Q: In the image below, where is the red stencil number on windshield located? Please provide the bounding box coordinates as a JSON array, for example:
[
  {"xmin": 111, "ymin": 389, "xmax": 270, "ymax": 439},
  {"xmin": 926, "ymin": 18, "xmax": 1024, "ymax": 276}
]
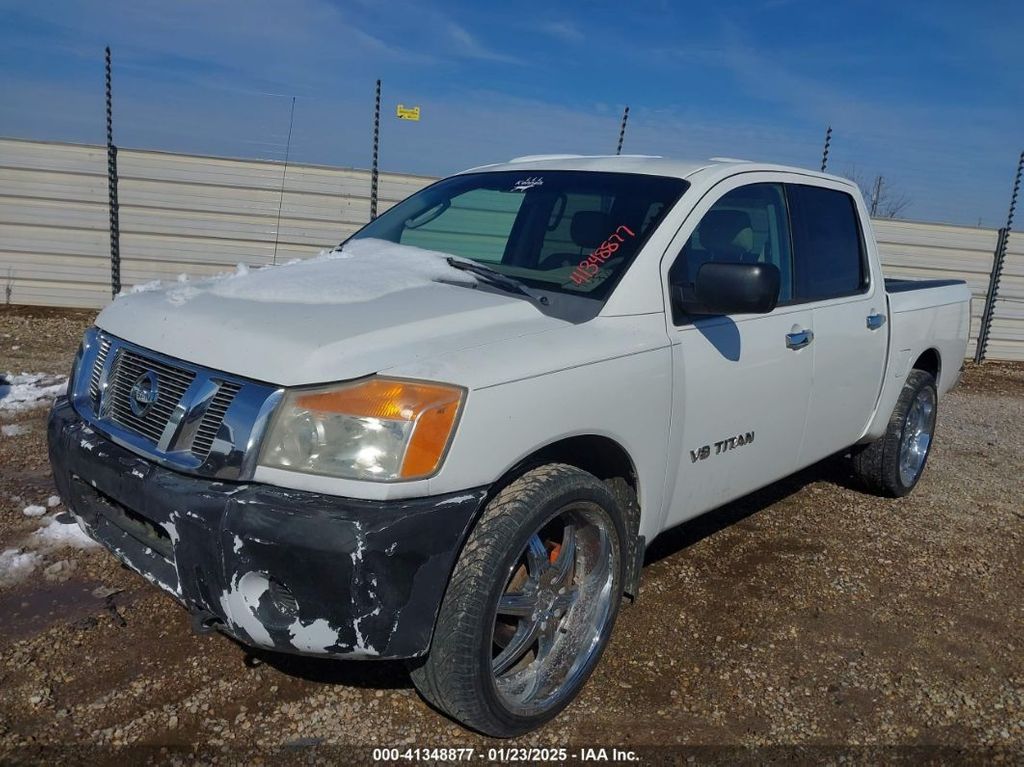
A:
[{"xmin": 569, "ymin": 226, "xmax": 636, "ymax": 286}]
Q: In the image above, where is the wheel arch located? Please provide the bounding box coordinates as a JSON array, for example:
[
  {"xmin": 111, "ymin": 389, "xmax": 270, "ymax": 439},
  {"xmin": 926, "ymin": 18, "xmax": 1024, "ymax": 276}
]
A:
[
  {"xmin": 489, "ymin": 434, "xmax": 640, "ymax": 503},
  {"xmin": 911, "ymin": 347, "xmax": 941, "ymax": 386}
]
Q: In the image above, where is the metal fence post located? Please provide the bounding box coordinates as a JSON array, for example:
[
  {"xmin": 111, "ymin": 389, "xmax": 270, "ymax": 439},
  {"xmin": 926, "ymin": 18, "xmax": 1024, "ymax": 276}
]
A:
[
  {"xmin": 820, "ymin": 125, "xmax": 831, "ymax": 172},
  {"xmin": 616, "ymin": 106, "xmax": 630, "ymax": 155},
  {"xmin": 105, "ymin": 46, "xmax": 121, "ymax": 297},
  {"xmin": 974, "ymin": 150, "xmax": 1023, "ymax": 363},
  {"xmin": 976, "ymin": 227, "xmax": 1009, "ymax": 363},
  {"xmin": 369, "ymin": 79, "xmax": 381, "ymax": 221}
]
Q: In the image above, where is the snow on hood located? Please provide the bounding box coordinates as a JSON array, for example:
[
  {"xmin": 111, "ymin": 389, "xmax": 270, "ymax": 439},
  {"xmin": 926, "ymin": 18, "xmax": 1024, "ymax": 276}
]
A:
[
  {"xmin": 119, "ymin": 239, "xmax": 477, "ymax": 306},
  {"xmin": 98, "ymin": 239, "xmax": 563, "ymax": 387}
]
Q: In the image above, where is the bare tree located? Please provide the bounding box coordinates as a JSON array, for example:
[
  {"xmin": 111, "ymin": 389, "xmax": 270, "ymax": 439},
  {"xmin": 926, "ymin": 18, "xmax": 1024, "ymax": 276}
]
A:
[{"xmin": 842, "ymin": 167, "xmax": 911, "ymax": 219}]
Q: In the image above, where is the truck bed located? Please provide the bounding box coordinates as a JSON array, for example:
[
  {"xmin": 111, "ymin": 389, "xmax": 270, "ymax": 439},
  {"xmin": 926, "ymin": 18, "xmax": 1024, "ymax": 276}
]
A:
[
  {"xmin": 884, "ymin": 277, "xmax": 965, "ymax": 294},
  {"xmin": 861, "ymin": 276, "xmax": 971, "ymax": 442}
]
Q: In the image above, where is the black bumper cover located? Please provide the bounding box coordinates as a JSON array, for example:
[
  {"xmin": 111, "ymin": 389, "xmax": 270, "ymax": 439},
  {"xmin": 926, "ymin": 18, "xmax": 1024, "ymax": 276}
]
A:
[{"xmin": 47, "ymin": 398, "xmax": 487, "ymax": 659}]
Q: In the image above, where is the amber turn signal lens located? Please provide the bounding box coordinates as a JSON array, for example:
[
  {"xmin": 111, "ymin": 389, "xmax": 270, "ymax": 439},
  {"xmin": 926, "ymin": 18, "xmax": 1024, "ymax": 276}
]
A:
[{"xmin": 295, "ymin": 378, "xmax": 463, "ymax": 479}]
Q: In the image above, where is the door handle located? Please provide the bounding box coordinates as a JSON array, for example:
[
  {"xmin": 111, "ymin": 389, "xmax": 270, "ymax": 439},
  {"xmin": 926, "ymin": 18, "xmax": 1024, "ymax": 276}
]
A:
[
  {"xmin": 786, "ymin": 329, "xmax": 814, "ymax": 350},
  {"xmin": 866, "ymin": 313, "xmax": 887, "ymax": 330}
]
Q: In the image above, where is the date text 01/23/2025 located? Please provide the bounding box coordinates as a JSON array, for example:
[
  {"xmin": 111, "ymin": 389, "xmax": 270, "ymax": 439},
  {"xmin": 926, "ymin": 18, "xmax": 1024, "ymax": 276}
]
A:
[{"xmin": 372, "ymin": 746, "xmax": 640, "ymax": 761}]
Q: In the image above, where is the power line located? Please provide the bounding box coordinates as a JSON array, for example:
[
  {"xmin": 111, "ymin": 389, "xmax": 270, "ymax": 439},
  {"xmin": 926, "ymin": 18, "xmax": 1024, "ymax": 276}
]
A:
[{"xmin": 272, "ymin": 96, "xmax": 296, "ymax": 266}]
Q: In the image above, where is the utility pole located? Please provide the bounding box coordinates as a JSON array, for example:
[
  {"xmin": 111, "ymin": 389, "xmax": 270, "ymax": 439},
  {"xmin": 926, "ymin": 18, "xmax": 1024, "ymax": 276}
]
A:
[
  {"xmin": 820, "ymin": 125, "xmax": 832, "ymax": 172},
  {"xmin": 105, "ymin": 46, "xmax": 121, "ymax": 297},
  {"xmin": 870, "ymin": 175, "xmax": 883, "ymax": 218},
  {"xmin": 370, "ymin": 79, "xmax": 381, "ymax": 221},
  {"xmin": 616, "ymin": 106, "xmax": 630, "ymax": 155}
]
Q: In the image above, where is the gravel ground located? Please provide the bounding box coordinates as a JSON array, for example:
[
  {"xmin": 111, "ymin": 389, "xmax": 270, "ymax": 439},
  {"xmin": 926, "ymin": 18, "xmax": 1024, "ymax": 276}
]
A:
[{"xmin": 0, "ymin": 305, "xmax": 1022, "ymax": 763}]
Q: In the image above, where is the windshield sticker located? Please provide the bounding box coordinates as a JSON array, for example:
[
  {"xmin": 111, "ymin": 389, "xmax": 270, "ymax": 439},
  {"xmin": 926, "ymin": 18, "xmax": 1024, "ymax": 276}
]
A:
[
  {"xmin": 511, "ymin": 177, "xmax": 544, "ymax": 192},
  {"xmin": 569, "ymin": 225, "xmax": 636, "ymax": 285}
]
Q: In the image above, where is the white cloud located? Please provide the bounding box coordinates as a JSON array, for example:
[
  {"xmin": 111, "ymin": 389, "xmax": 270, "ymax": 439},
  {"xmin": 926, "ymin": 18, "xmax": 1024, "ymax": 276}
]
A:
[
  {"xmin": 443, "ymin": 20, "xmax": 522, "ymax": 64},
  {"xmin": 538, "ymin": 21, "xmax": 584, "ymax": 44}
]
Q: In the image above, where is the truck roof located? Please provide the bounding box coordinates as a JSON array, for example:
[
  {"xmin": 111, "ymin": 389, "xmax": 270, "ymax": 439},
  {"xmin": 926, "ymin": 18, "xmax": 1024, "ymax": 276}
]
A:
[{"xmin": 462, "ymin": 154, "xmax": 853, "ymax": 188}]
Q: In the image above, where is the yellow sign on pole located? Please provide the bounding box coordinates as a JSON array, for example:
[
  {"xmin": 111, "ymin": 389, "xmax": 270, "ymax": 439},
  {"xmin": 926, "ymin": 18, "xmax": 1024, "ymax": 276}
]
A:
[{"xmin": 396, "ymin": 104, "xmax": 421, "ymax": 121}]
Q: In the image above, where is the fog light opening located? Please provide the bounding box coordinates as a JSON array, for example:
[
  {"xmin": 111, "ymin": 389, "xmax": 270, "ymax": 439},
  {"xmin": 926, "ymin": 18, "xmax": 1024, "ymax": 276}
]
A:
[{"xmin": 267, "ymin": 577, "xmax": 299, "ymax": 618}]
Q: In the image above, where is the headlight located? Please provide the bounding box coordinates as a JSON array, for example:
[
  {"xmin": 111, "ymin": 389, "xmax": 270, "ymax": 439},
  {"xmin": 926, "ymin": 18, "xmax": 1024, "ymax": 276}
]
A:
[{"xmin": 258, "ymin": 377, "xmax": 465, "ymax": 481}]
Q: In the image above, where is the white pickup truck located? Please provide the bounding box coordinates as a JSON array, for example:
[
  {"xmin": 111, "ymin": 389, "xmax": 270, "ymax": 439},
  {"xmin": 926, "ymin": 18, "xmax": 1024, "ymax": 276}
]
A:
[{"xmin": 49, "ymin": 156, "xmax": 970, "ymax": 736}]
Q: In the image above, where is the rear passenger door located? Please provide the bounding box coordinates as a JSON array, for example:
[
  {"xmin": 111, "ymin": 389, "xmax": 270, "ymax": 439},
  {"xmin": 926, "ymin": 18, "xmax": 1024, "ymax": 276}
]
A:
[{"xmin": 788, "ymin": 182, "xmax": 888, "ymax": 465}]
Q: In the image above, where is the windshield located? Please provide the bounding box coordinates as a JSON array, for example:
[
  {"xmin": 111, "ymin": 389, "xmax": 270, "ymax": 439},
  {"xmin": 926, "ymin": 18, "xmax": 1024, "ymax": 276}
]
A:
[{"xmin": 347, "ymin": 171, "xmax": 688, "ymax": 304}]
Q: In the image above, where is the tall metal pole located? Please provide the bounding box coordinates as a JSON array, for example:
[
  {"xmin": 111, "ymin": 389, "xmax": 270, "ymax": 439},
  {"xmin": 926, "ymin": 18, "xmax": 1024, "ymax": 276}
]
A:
[
  {"xmin": 616, "ymin": 106, "xmax": 630, "ymax": 155},
  {"xmin": 105, "ymin": 46, "xmax": 121, "ymax": 297},
  {"xmin": 820, "ymin": 125, "xmax": 832, "ymax": 172},
  {"xmin": 975, "ymin": 150, "xmax": 1023, "ymax": 363},
  {"xmin": 272, "ymin": 96, "xmax": 296, "ymax": 266},
  {"xmin": 370, "ymin": 79, "xmax": 381, "ymax": 221},
  {"xmin": 870, "ymin": 175, "xmax": 883, "ymax": 217}
]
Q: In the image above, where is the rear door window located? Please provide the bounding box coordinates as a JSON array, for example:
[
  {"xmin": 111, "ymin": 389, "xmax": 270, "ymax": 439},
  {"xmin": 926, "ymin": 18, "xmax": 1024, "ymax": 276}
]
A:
[{"xmin": 787, "ymin": 185, "xmax": 867, "ymax": 301}]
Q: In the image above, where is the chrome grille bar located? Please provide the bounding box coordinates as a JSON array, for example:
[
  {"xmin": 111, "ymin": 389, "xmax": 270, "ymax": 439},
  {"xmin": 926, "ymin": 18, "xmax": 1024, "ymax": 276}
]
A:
[
  {"xmin": 191, "ymin": 381, "xmax": 242, "ymax": 459},
  {"xmin": 88, "ymin": 337, "xmax": 111, "ymax": 407},
  {"xmin": 107, "ymin": 349, "xmax": 196, "ymax": 443}
]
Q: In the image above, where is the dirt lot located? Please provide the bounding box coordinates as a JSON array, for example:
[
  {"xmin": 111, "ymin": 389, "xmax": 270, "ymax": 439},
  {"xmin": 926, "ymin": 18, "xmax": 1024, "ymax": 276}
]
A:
[{"xmin": 1, "ymin": 305, "xmax": 1022, "ymax": 762}]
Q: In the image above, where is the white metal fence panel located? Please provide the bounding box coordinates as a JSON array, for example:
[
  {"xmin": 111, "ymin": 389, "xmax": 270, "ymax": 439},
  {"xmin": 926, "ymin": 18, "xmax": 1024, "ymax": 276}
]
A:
[
  {"xmin": 0, "ymin": 137, "xmax": 432, "ymax": 308},
  {"xmin": 870, "ymin": 219, "xmax": 1001, "ymax": 359},
  {"xmin": 988, "ymin": 231, "xmax": 1024, "ymax": 361},
  {"xmin": 2, "ymin": 138, "xmax": 1020, "ymax": 360}
]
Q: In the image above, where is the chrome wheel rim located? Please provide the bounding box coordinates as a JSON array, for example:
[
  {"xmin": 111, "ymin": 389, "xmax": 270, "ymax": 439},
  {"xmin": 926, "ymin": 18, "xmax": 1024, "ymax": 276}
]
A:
[
  {"xmin": 899, "ymin": 386, "xmax": 936, "ymax": 487},
  {"xmin": 490, "ymin": 503, "xmax": 617, "ymax": 712}
]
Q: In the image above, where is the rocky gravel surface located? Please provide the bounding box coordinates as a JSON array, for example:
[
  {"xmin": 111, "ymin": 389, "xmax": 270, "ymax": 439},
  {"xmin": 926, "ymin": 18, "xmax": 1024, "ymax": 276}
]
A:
[{"xmin": 0, "ymin": 306, "xmax": 1022, "ymax": 763}]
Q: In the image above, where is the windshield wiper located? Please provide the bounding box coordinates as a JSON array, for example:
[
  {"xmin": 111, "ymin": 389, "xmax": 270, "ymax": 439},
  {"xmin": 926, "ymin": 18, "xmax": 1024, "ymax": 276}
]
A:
[{"xmin": 446, "ymin": 257, "xmax": 549, "ymax": 305}]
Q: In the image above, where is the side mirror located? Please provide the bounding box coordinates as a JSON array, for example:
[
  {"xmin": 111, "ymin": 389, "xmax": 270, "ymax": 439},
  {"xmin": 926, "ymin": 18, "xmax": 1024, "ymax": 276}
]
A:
[{"xmin": 675, "ymin": 262, "xmax": 780, "ymax": 316}]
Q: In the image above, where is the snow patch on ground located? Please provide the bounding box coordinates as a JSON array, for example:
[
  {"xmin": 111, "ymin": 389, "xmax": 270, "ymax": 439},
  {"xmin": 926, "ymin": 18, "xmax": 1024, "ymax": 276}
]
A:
[
  {"xmin": 116, "ymin": 239, "xmax": 476, "ymax": 307},
  {"xmin": 0, "ymin": 373, "xmax": 68, "ymax": 413},
  {"xmin": 0, "ymin": 507, "xmax": 98, "ymax": 589},
  {"xmin": 32, "ymin": 517, "xmax": 99, "ymax": 551},
  {"xmin": 0, "ymin": 548, "xmax": 41, "ymax": 587},
  {"xmin": 1, "ymin": 423, "xmax": 30, "ymax": 437}
]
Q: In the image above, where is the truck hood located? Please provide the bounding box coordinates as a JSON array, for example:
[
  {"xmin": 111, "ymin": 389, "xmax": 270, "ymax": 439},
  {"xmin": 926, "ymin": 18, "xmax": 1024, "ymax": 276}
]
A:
[{"xmin": 95, "ymin": 242, "xmax": 566, "ymax": 386}]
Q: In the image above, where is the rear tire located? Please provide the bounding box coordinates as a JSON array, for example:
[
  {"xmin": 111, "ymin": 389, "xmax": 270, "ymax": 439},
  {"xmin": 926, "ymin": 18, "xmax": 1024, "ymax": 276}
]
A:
[
  {"xmin": 851, "ymin": 369, "xmax": 937, "ymax": 497},
  {"xmin": 410, "ymin": 463, "xmax": 626, "ymax": 737}
]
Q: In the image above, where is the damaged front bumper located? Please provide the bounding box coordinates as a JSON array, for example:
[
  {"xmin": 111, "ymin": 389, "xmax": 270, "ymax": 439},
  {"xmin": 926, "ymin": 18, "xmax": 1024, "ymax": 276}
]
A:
[{"xmin": 47, "ymin": 398, "xmax": 487, "ymax": 659}]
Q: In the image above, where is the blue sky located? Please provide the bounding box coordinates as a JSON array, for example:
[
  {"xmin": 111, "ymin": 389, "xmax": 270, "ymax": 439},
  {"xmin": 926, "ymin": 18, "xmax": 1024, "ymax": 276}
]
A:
[{"xmin": 1, "ymin": 0, "xmax": 1021, "ymax": 227}]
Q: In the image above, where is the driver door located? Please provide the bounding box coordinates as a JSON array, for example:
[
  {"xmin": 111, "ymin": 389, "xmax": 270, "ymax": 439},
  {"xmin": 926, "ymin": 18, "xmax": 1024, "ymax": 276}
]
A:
[{"xmin": 660, "ymin": 175, "xmax": 814, "ymax": 528}]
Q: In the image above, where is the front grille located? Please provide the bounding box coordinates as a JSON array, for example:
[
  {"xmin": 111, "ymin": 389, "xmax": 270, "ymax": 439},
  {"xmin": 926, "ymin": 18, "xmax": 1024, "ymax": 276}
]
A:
[
  {"xmin": 88, "ymin": 337, "xmax": 111, "ymax": 407},
  {"xmin": 74, "ymin": 329, "xmax": 278, "ymax": 479},
  {"xmin": 107, "ymin": 350, "xmax": 196, "ymax": 444},
  {"xmin": 191, "ymin": 381, "xmax": 242, "ymax": 459}
]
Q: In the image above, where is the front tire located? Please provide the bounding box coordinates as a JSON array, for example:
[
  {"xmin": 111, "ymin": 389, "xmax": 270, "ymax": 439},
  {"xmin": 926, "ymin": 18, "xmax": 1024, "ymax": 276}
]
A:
[
  {"xmin": 410, "ymin": 464, "xmax": 626, "ymax": 737},
  {"xmin": 851, "ymin": 369, "xmax": 938, "ymax": 497}
]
